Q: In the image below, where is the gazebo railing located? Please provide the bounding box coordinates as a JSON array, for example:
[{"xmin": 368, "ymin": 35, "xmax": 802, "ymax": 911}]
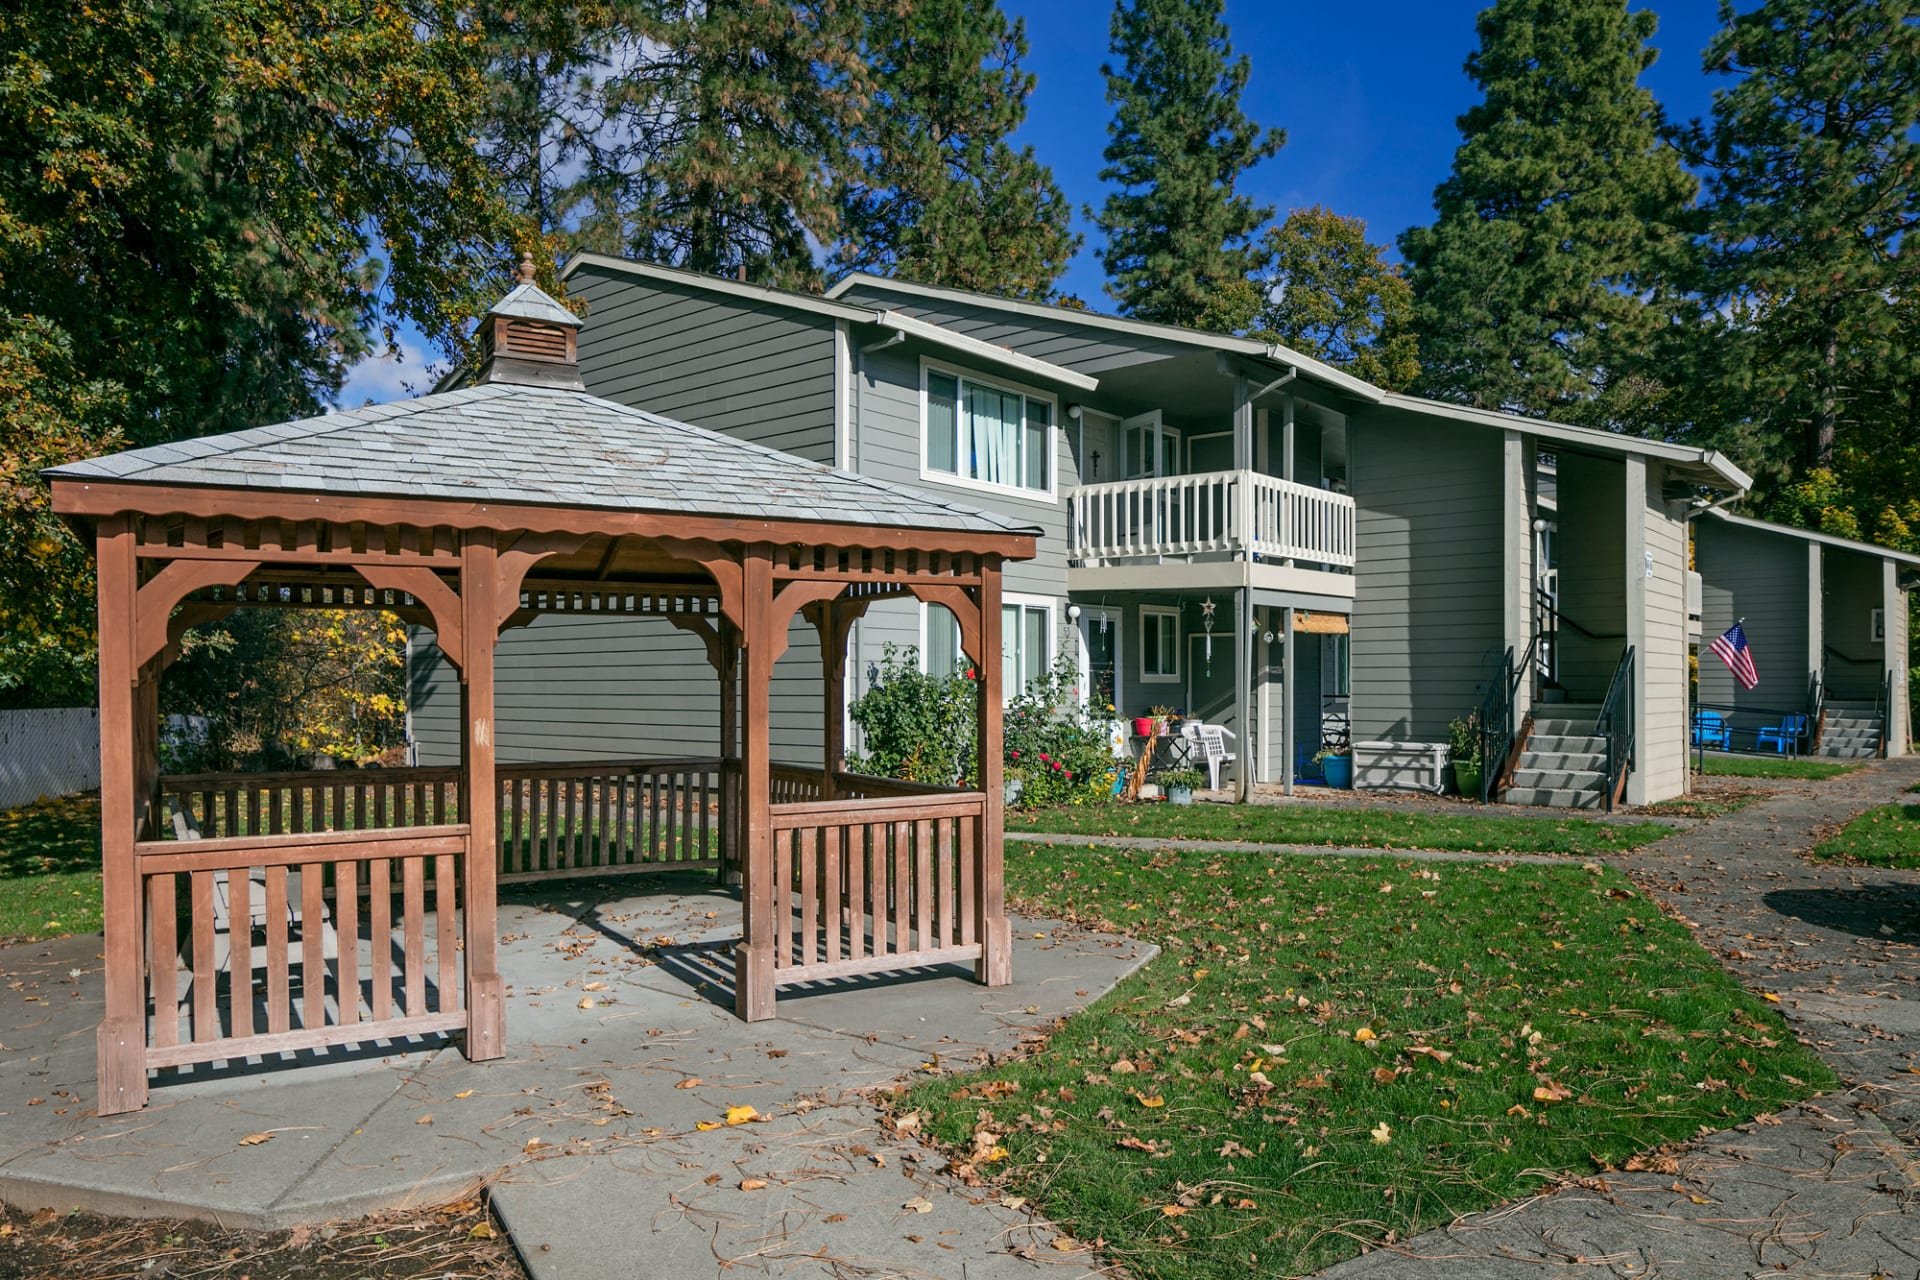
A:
[
  {"xmin": 769, "ymin": 785, "xmax": 987, "ymax": 986},
  {"xmin": 134, "ymin": 824, "xmax": 469, "ymax": 1068},
  {"xmin": 159, "ymin": 758, "xmax": 733, "ymax": 883}
]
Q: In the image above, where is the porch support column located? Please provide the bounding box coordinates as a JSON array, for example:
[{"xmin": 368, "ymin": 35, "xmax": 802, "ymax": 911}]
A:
[
  {"xmin": 1281, "ymin": 607, "xmax": 1296, "ymax": 797},
  {"xmin": 1622, "ymin": 456, "xmax": 1651, "ymax": 806},
  {"xmin": 1883, "ymin": 559, "xmax": 1907, "ymax": 757},
  {"xmin": 95, "ymin": 515, "xmax": 148, "ymax": 1115},
  {"xmin": 1807, "ymin": 545, "xmax": 1824, "ymax": 700},
  {"xmin": 736, "ymin": 544, "xmax": 778, "ymax": 1020},
  {"xmin": 1503, "ymin": 429, "xmax": 1534, "ymax": 724},
  {"xmin": 1234, "ymin": 587, "xmax": 1252, "ymax": 803},
  {"xmin": 1281, "ymin": 397, "xmax": 1296, "ymax": 570},
  {"xmin": 460, "ymin": 533, "xmax": 505, "ymax": 1060},
  {"xmin": 975, "ymin": 560, "xmax": 1012, "ymax": 986}
]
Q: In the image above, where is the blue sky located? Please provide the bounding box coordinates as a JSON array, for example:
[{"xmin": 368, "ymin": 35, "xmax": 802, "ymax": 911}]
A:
[{"xmin": 341, "ymin": 1, "xmax": 1733, "ymax": 404}]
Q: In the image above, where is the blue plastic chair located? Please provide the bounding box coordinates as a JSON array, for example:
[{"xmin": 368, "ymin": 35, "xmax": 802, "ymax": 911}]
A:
[
  {"xmin": 1756, "ymin": 713, "xmax": 1808, "ymax": 754},
  {"xmin": 1692, "ymin": 709, "xmax": 1731, "ymax": 750}
]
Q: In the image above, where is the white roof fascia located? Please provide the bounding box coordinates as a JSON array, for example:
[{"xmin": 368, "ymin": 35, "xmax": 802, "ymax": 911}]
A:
[
  {"xmin": 562, "ymin": 253, "xmax": 877, "ymax": 324},
  {"xmin": 826, "ymin": 272, "xmax": 1384, "ymax": 402},
  {"xmin": 876, "ymin": 311, "xmax": 1099, "ymax": 392},
  {"xmin": 561, "ymin": 253, "xmax": 1099, "ymax": 393},
  {"xmin": 1381, "ymin": 393, "xmax": 1754, "ymax": 491},
  {"xmin": 1707, "ymin": 507, "xmax": 1920, "ymax": 567}
]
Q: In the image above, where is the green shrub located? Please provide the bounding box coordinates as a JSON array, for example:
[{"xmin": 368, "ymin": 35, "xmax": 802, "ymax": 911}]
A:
[{"xmin": 847, "ymin": 646, "xmax": 1120, "ymax": 806}]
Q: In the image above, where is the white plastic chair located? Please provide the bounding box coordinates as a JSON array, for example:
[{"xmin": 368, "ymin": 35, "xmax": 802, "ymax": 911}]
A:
[{"xmin": 1192, "ymin": 724, "xmax": 1237, "ymax": 790}]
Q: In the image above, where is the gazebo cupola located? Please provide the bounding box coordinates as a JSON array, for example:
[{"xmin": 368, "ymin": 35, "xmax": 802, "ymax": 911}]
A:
[{"xmin": 475, "ymin": 252, "xmax": 584, "ymax": 390}]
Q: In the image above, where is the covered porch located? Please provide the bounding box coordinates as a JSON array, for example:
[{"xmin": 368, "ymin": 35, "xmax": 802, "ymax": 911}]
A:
[{"xmin": 50, "ymin": 273, "xmax": 1037, "ymax": 1115}]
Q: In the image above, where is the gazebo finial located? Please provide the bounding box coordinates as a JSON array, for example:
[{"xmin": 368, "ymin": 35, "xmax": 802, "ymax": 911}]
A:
[{"xmin": 516, "ymin": 250, "xmax": 537, "ymax": 284}]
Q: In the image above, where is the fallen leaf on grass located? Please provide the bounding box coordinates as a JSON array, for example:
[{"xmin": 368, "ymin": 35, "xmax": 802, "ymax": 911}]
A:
[
  {"xmin": 1370, "ymin": 1122, "xmax": 1392, "ymax": 1145},
  {"xmin": 469, "ymin": 1222, "xmax": 496, "ymax": 1240},
  {"xmin": 1160, "ymin": 1204, "xmax": 1187, "ymax": 1217},
  {"xmin": 1354, "ymin": 1027, "xmax": 1377, "ymax": 1043},
  {"xmin": 1134, "ymin": 1093, "xmax": 1165, "ymax": 1108}
]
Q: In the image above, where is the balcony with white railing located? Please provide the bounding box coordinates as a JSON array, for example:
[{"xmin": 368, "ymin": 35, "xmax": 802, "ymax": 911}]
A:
[{"xmin": 1068, "ymin": 470, "xmax": 1356, "ymax": 571}]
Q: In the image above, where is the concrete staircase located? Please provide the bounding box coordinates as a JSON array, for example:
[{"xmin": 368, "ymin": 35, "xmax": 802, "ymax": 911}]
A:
[
  {"xmin": 1817, "ymin": 701, "xmax": 1883, "ymax": 759},
  {"xmin": 1501, "ymin": 703, "xmax": 1609, "ymax": 809}
]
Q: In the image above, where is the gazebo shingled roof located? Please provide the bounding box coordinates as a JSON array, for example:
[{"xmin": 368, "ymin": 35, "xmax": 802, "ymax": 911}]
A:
[
  {"xmin": 48, "ymin": 381, "xmax": 1040, "ymax": 538},
  {"xmin": 53, "ymin": 268, "xmax": 1036, "ymax": 1116}
]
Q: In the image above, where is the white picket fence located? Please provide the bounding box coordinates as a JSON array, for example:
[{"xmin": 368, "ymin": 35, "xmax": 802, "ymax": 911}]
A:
[{"xmin": 0, "ymin": 707, "xmax": 99, "ymax": 808}]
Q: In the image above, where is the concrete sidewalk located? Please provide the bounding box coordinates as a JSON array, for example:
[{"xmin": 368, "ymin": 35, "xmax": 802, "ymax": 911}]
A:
[
  {"xmin": 0, "ymin": 873, "xmax": 1152, "ymax": 1278},
  {"xmin": 1321, "ymin": 757, "xmax": 1920, "ymax": 1279}
]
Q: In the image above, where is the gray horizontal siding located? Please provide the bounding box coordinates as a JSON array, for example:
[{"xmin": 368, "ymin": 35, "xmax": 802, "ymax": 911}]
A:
[
  {"xmin": 1696, "ymin": 517, "xmax": 1811, "ymax": 717},
  {"xmin": 1348, "ymin": 407, "xmax": 1506, "ymax": 743},
  {"xmin": 570, "ymin": 264, "xmax": 838, "ymax": 464},
  {"xmin": 410, "ymin": 615, "xmax": 828, "ymax": 767},
  {"xmin": 835, "ymin": 286, "xmax": 1191, "ymax": 378}
]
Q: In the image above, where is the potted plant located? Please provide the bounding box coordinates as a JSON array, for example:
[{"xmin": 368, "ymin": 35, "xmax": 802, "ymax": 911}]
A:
[
  {"xmin": 1160, "ymin": 767, "xmax": 1206, "ymax": 805},
  {"xmin": 1448, "ymin": 713, "xmax": 1483, "ymax": 799},
  {"xmin": 1131, "ymin": 713, "xmax": 1158, "ymax": 738},
  {"xmin": 1315, "ymin": 745, "xmax": 1353, "ymax": 789},
  {"xmin": 1150, "ymin": 704, "xmax": 1180, "ymax": 736}
]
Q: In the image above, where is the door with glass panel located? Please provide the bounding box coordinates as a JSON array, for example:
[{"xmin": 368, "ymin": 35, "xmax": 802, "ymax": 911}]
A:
[
  {"xmin": 1081, "ymin": 608, "xmax": 1121, "ymax": 720},
  {"xmin": 1119, "ymin": 411, "xmax": 1178, "ymax": 550}
]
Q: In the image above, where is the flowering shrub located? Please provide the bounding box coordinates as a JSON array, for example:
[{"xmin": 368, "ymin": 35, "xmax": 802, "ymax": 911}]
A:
[
  {"xmin": 848, "ymin": 646, "xmax": 1118, "ymax": 807},
  {"xmin": 847, "ymin": 644, "xmax": 977, "ymax": 785},
  {"xmin": 1004, "ymin": 654, "xmax": 1120, "ymax": 808}
]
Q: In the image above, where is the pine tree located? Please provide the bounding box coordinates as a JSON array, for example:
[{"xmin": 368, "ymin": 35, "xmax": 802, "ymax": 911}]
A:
[
  {"xmin": 1254, "ymin": 207, "xmax": 1419, "ymax": 391},
  {"xmin": 831, "ymin": 0, "xmax": 1077, "ymax": 299},
  {"xmin": 585, "ymin": 0, "xmax": 869, "ymax": 290},
  {"xmin": 1399, "ymin": 0, "xmax": 1697, "ymax": 427},
  {"xmin": 1092, "ymin": 0, "xmax": 1283, "ymax": 331},
  {"xmin": 1697, "ymin": 0, "xmax": 1920, "ymax": 476}
]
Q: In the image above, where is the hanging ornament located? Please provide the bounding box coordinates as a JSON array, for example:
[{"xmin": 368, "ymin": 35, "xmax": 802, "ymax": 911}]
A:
[{"xmin": 1200, "ymin": 597, "xmax": 1217, "ymax": 674}]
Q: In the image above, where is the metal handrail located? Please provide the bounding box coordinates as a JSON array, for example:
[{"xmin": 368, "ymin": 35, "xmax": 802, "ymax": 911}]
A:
[
  {"xmin": 1474, "ymin": 634, "xmax": 1538, "ymax": 803},
  {"xmin": 1822, "ymin": 644, "xmax": 1883, "ymax": 667},
  {"xmin": 1595, "ymin": 646, "xmax": 1635, "ymax": 812},
  {"xmin": 1536, "ymin": 589, "xmax": 1628, "ymax": 643}
]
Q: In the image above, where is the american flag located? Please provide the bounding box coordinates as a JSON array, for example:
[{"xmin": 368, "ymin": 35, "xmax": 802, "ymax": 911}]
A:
[{"xmin": 1710, "ymin": 621, "xmax": 1759, "ymax": 690}]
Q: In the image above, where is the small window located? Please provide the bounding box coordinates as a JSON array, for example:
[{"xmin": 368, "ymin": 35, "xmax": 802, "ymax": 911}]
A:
[
  {"xmin": 924, "ymin": 365, "xmax": 1055, "ymax": 496},
  {"xmin": 1002, "ymin": 598, "xmax": 1053, "ymax": 695},
  {"xmin": 1141, "ymin": 606, "xmax": 1179, "ymax": 682},
  {"xmin": 923, "ymin": 605, "xmax": 963, "ymax": 676}
]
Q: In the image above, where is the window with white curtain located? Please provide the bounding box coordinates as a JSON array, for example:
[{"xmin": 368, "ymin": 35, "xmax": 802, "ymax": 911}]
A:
[
  {"xmin": 923, "ymin": 364, "xmax": 1054, "ymax": 496},
  {"xmin": 921, "ymin": 599, "xmax": 1053, "ymax": 701}
]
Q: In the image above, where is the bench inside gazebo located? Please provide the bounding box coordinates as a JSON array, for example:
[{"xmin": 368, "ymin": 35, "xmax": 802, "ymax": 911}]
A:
[{"xmin": 50, "ymin": 267, "xmax": 1037, "ymax": 1116}]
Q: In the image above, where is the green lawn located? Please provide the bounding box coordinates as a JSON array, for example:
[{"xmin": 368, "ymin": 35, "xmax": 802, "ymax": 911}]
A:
[
  {"xmin": 1811, "ymin": 783, "xmax": 1920, "ymax": 869},
  {"xmin": 904, "ymin": 844, "xmax": 1833, "ymax": 1279},
  {"xmin": 1697, "ymin": 754, "xmax": 1856, "ymax": 780},
  {"xmin": 1009, "ymin": 802, "xmax": 1673, "ymax": 856},
  {"xmin": 0, "ymin": 794, "xmax": 103, "ymax": 943}
]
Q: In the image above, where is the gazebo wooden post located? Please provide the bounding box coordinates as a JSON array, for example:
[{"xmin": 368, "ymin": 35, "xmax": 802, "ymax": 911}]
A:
[
  {"xmin": 736, "ymin": 544, "xmax": 777, "ymax": 1020},
  {"xmin": 95, "ymin": 515, "xmax": 149, "ymax": 1113},
  {"xmin": 717, "ymin": 619, "xmax": 741, "ymax": 885},
  {"xmin": 820, "ymin": 600, "xmax": 844, "ymax": 799},
  {"xmin": 459, "ymin": 533, "xmax": 505, "ymax": 1059},
  {"xmin": 975, "ymin": 559, "xmax": 1012, "ymax": 986}
]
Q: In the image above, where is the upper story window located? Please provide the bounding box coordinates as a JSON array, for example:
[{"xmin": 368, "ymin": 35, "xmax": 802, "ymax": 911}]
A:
[{"xmin": 923, "ymin": 363, "xmax": 1054, "ymax": 498}]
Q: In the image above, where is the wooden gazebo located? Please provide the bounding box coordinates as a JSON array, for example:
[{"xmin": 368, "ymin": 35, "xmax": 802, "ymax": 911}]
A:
[{"xmin": 49, "ymin": 274, "xmax": 1037, "ymax": 1115}]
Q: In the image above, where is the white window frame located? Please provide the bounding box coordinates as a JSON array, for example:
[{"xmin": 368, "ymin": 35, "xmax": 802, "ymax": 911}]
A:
[
  {"xmin": 1140, "ymin": 605, "xmax": 1181, "ymax": 683},
  {"xmin": 1001, "ymin": 593, "xmax": 1056, "ymax": 699},
  {"xmin": 919, "ymin": 357, "xmax": 1060, "ymax": 502},
  {"xmin": 1185, "ymin": 429, "xmax": 1234, "ymax": 475},
  {"xmin": 1077, "ymin": 606, "xmax": 1124, "ymax": 715},
  {"xmin": 920, "ymin": 596, "xmax": 1056, "ymax": 702}
]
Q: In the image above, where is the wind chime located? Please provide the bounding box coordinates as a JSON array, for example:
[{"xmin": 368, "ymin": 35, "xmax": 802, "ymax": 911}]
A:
[{"xmin": 1200, "ymin": 597, "xmax": 1217, "ymax": 675}]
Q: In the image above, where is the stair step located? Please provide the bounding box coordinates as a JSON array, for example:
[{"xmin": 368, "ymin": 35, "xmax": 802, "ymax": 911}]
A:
[
  {"xmin": 1501, "ymin": 785, "xmax": 1606, "ymax": 809},
  {"xmin": 1510, "ymin": 768, "xmax": 1606, "ymax": 791},
  {"xmin": 1527, "ymin": 733, "xmax": 1608, "ymax": 755},
  {"xmin": 1515, "ymin": 751, "xmax": 1606, "ymax": 772},
  {"xmin": 1531, "ymin": 719, "xmax": 1599, "ymax": 736}
]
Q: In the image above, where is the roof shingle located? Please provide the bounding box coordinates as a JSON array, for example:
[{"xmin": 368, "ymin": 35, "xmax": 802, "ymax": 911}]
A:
[{"xmin": 47, "ymin": 382, "xmax": 1042, "ymax": 538}]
